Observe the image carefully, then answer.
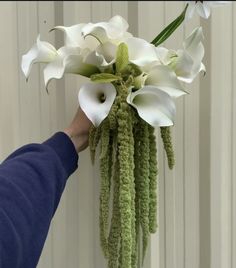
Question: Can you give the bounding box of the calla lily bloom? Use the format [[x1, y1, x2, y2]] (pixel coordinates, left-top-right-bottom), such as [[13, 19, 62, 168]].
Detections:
[[22, 37, 101, 89], [78, 82, 117, 127], [145, 65, 187, 98], [53, 15, 132, 50], [84, 42, 117, 70], [21, 35, 57, 79], [125, 37, 158, 66], [43, 46, 100, 89], [156, 27, 205, 83], [82, 15, 132, 44], [52, 24, 99, 51], [186, 1, 231, 20], [127, 85, 176, 127]]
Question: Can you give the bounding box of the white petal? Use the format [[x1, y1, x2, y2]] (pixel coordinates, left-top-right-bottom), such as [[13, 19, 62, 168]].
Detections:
[[156, 47, 171, 65], [82, 15, 129, 43], [109, 15, 129, 36], [84, 42, 117, 69], [96, 42, 117, 66], [125, 37, 158, 66], [185, 2, 198, 20], [183, 27, 205, 80], [172, 50, 195, 83], [196, 2, 211, 19], [52, 24, 99, 50], [184, 27, 204, 53], [127, 86, 176, 127], [44, 46, 99, 88], [145, 65, 186, 98], [78, 83, 116, 127], [84, 51, 104, 67], [21, 35, 57, 78]]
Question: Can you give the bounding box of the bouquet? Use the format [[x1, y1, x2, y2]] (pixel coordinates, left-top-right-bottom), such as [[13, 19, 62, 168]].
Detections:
[[21, 1, 230, 267]]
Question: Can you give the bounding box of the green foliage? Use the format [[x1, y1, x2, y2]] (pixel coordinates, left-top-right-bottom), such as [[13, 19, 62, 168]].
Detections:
[[90, 73, 121, 83], [151, 4, 188, 47]]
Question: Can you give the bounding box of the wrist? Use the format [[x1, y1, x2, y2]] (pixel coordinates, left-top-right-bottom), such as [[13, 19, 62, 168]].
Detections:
[[63, 128, 89, 153]]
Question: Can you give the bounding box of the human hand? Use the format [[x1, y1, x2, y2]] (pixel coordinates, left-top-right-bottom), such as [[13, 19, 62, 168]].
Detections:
[[64, 107, 92, 153]]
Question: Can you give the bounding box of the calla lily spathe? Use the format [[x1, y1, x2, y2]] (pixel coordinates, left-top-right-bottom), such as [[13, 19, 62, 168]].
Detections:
[[82, 15, 132, 44], [127, 86, 176, 127], [78, 82, 117, 127], [22, 36, 101, 88], [44, 46, 100, 89], [21, 35, 57, 79], [186, 1, 231, 20], [144, 65, 187, 98], [53, 15, 132, 49], [52, 24, 99, 51], [125, 37, 159, 66], [87, 42, 117, 68], [156, 27, 205, 83]]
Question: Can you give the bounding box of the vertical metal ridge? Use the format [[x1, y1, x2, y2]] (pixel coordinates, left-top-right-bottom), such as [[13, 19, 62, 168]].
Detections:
[[128, 1, 139, 37], [199, 17, 211, 268], [230, 3, 235, 268], [15, 1, 22, 144]]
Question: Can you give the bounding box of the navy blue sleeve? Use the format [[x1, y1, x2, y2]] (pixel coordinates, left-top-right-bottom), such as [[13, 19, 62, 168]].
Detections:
[[0, 132, 78, 268]]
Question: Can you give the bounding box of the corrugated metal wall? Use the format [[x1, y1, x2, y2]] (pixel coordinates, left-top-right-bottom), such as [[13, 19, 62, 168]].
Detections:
[[0, 1, 235, 268]]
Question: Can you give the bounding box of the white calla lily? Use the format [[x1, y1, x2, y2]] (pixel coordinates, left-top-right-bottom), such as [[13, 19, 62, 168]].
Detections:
[[21, 35, 57, 79], [178, 27, 205, 82], [44, 46, 99, 89], [51, 24, 99, 50], [82, 15, 131, 44], [127, 85, 176, 127], [78, 82, 116, 127], [96, 42, 117, 66], [52, 24, 86, 46], [145, 65, 187, 98], [186, 1, 231, 20], [84, 42, 117, 69], [156, 27, 205, 83], [156, 47, 172, 65], [125, 37, 158, 66]]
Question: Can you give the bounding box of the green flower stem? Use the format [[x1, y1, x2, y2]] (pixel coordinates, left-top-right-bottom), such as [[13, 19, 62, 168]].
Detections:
[[148, 125, 158, 233], [160, 126, 175, 169]]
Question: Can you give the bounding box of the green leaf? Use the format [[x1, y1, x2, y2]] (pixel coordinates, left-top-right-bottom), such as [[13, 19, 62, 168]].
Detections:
[[116, 43, 129, 73], [90, 73, 121, 83], [151, 4, 188, 47]]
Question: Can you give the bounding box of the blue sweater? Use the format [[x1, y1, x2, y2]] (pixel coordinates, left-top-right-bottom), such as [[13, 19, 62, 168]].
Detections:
[[0, 132, 78, 268]]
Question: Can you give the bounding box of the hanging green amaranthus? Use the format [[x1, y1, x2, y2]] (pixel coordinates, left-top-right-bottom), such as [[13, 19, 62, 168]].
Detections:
[[88, 43, 175, 268]]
